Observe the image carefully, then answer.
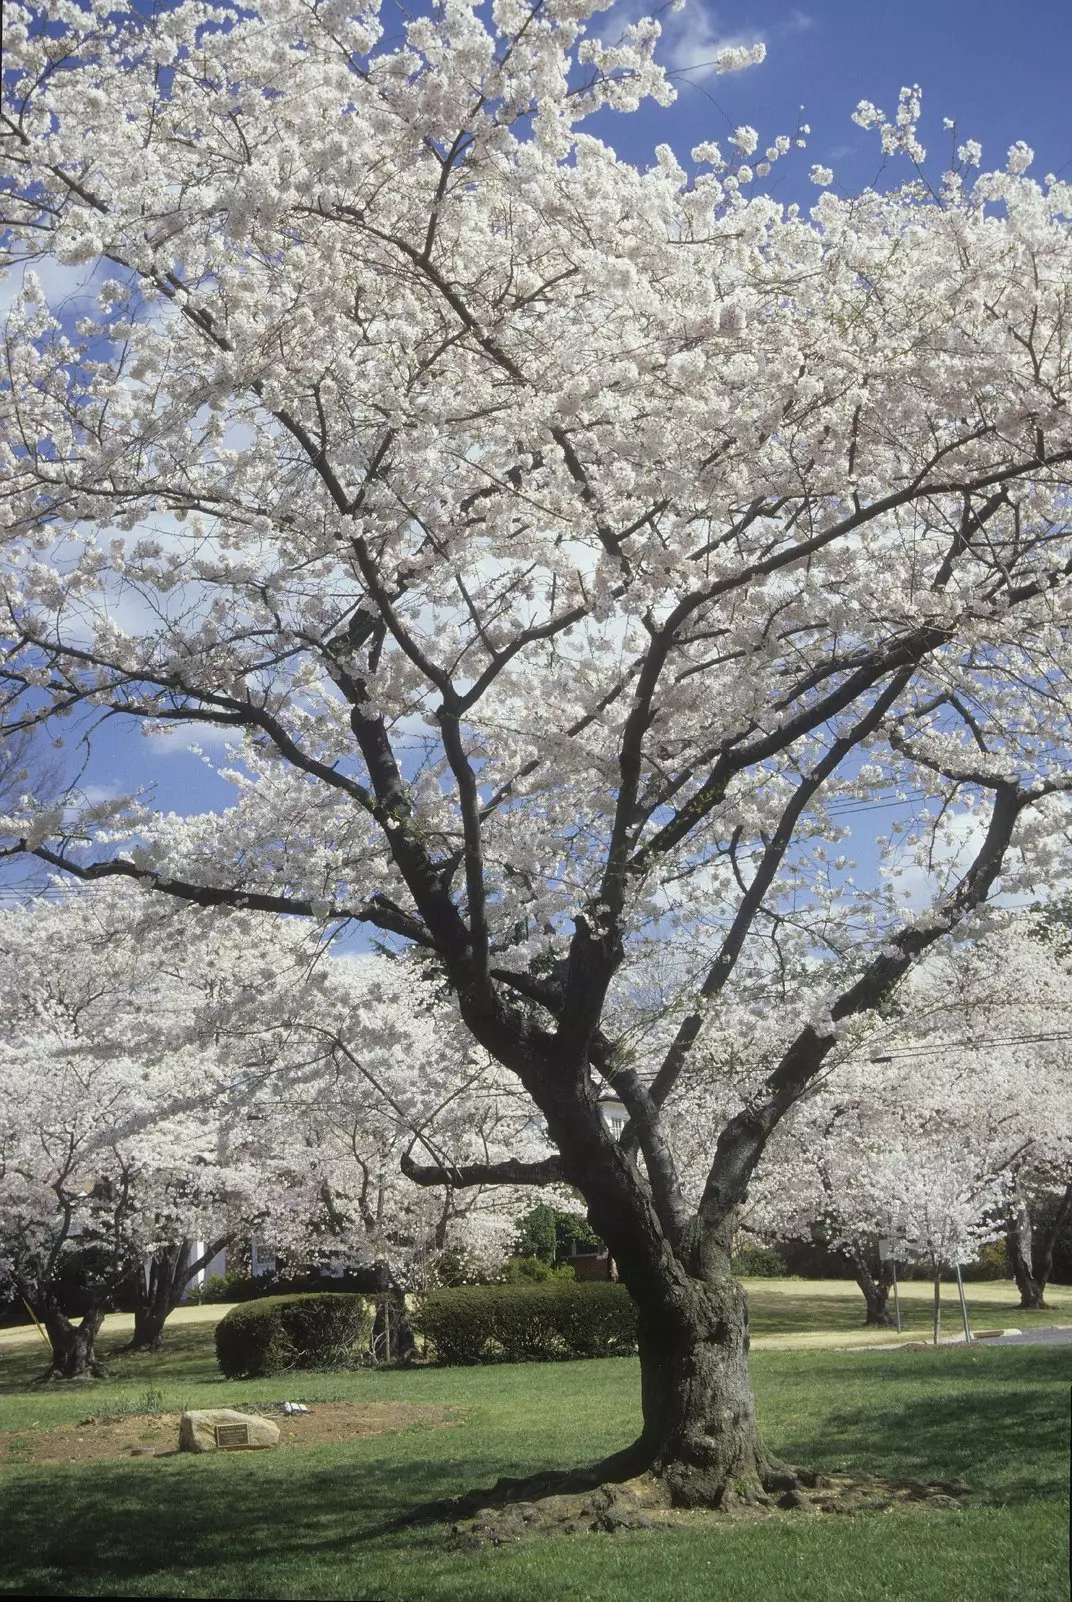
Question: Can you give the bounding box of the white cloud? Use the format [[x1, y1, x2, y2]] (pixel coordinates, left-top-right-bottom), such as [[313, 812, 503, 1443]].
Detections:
[[663, 3, 766, 82], [0, 255, 106, 322], [144, 721, 242, 759]]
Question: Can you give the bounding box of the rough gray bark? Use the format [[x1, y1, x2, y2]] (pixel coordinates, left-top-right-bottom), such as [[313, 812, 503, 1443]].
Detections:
[[627, 1264, 785, 1506]]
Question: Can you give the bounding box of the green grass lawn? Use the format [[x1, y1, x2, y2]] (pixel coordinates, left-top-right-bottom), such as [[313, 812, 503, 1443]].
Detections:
[[0, 1286, 1068, 1601]]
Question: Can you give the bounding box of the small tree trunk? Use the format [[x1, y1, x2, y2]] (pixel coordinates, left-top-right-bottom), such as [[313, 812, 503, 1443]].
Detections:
[[1007, 1213, 1046, 1310], [123, 1238, 230, 1352], [38, 1298, 109, 1380], [126, 1245, 190, 1352], [849, 1249, 895, 1327], [1008, 1184, 1072, 1311], [932, 1267, 942, 1346], [128, 1295, 172, 1353], [369, 1259, 416, 1364]]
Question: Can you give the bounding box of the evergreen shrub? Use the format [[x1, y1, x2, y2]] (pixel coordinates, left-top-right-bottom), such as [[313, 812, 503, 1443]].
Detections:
[[215, 1292, 374, 1378], [414, 1282, 636, 1364], [732, 1245, 790, 1278]]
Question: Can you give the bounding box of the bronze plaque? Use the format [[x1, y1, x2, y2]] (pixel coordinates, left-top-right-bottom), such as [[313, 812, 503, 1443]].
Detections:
[[214, 1422, 251, 1448]]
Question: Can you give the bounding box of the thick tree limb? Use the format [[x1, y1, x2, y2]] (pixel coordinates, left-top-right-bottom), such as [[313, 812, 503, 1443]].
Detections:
[[696, 776, 1043, 1237], [400, 1150, 564, 1188]]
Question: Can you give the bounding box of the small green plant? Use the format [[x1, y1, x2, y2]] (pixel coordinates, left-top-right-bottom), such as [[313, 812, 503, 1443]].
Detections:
[[501, 1255, 576, 1285], [83, 1385, 167, 1423]]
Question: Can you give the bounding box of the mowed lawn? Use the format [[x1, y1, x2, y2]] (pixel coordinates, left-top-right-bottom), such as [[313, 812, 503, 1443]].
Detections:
[[0, 1281, 1068, 1602]]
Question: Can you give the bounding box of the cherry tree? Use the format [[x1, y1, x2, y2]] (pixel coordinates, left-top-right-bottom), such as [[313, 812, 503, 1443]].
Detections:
[[880, 925, 1072, 1310], [5, 0, 1072, 1502], [0, 883, 546, 1370], [0, 884, 322, 1372], [748, 1073, 1010, 1328], [747, 923, 1072, 1321]]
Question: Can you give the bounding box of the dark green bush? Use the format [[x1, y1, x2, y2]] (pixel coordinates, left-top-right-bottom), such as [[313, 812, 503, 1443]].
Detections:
[[551, 1283, 638, 1357], [732, 1244, 789, 1278], [215, 1292, 374, 1378], [414, 1282, 636, 1365], [412, 1286, 498, 1364]]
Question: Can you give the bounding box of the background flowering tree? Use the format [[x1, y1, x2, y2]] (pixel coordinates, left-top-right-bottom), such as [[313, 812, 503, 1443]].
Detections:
[[744, 921, 1072, 1321], [5, 0, 1072, 1502], [0, 884, 549, 1369], [0, 886, 303, 1375], [235, 950, 555, 1357]]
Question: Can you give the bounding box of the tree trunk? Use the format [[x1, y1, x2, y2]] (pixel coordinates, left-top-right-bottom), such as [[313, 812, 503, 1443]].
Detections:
[[38, 1298, 109, 1380], [1007, 1184, 1072, 1311], [124, 1249, 185, 1352], [123, 1238, 230, 1352], [849, 1249, 895, 1327], [1007, 1209, 1045, 1310], [602, 1246, 797, 1509], [369, 1260, 416, 1364]]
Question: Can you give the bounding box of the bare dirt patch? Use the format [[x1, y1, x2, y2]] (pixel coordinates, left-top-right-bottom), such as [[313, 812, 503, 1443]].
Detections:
[[0, 1400, 462, 1468]]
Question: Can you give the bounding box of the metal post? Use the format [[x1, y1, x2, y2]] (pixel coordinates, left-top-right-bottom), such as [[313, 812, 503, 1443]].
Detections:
[[879, 1231, 903, 1334], [954, 1261, 972, 1342], [21, 1297, 51, 1352]]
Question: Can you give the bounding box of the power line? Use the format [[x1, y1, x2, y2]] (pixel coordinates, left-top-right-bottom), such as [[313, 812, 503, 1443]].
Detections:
[[870, 1030, 1072, 1062]]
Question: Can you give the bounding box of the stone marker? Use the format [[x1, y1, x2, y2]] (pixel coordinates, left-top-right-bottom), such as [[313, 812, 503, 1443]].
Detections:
[[178, 1408, 281, 1453]]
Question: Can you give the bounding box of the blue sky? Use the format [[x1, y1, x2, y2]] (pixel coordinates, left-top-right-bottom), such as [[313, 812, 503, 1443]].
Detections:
[[607, 1, 1072, 195], [14, 0, 1072, 893]]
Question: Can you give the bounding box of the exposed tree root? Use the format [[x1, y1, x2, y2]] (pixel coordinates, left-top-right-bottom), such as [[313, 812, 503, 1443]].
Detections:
[[412, 1461, 971, 1547]]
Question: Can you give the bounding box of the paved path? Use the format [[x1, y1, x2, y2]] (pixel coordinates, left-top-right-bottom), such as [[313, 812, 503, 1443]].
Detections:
[[990, 1325, 1072, 1346]]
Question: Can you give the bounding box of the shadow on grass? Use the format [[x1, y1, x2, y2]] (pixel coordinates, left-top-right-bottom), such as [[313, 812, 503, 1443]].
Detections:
[[768, 1346, 1071, 1504], [0, 1443, 484, 1596], [0, 1322, 230, 1395]]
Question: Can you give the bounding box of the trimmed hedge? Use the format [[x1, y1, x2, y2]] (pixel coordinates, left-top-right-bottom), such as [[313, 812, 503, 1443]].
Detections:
[[414, 1282, 637, 1365], [215, 1292, 375, 1378]]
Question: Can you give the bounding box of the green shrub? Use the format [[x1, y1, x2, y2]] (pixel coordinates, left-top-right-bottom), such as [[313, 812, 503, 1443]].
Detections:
[[411, 1286, 498, 1364], [414, 1282, 637, 1365], [215, 1293, 375, 1378], [501, 1255, 575, 1285], [960, 1239, 1011, 1281], [185, 1269, 261, 1305], [551, 1283, 638, 1357], [732, 1244, 789, 1278]]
